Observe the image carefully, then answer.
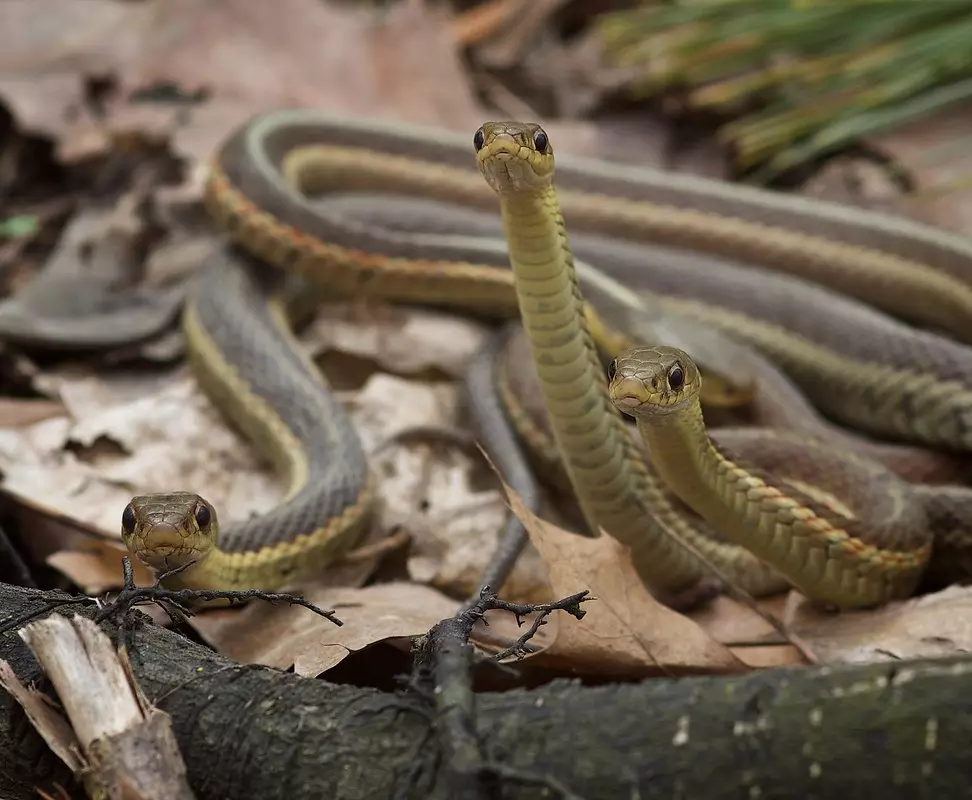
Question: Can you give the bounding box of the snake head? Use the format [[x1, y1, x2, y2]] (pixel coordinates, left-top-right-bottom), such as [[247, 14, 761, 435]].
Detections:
[[121, 492, 219, 574], [473, 121, 554, 194], [607, 345, 702, 419]]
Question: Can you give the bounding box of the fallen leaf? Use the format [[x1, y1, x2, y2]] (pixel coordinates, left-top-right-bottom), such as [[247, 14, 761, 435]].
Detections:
[[687, 594, 804, 668], [190, 581, 459, 677], [46, 537, 154, 595], [450, 0, 521, 48], [305, 303, 491, 380], [784, 584, 972, 664], [154, 0, 485, 165], [491, 481, 748, 677], [0, 398, 65, 428], [0, 0, 149, 136], [1, 0, 486, 175]]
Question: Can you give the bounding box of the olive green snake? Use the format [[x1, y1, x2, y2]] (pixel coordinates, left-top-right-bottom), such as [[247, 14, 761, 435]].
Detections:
[[47, 110, 970, 607]]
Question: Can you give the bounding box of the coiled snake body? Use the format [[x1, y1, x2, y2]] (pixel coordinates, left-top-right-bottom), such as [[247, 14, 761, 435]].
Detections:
[[118, 111, 972, 607]]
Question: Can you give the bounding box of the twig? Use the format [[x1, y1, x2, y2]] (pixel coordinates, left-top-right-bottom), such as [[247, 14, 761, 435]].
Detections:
[[95, 557, 344, 630], [484, 591, 590, 662], [411, 585, 592, 799], [11, 614, 197, 799], [0, 590, 94, 637]]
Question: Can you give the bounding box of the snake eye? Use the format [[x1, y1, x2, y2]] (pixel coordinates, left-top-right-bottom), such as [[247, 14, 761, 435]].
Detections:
[[606, 360, 617, 383], [533, 129, 549, 152], [121, 503, 136, 535], [195, 503, 212, 529], [668, 364, 685, 391], [473, 128, 485, 152]]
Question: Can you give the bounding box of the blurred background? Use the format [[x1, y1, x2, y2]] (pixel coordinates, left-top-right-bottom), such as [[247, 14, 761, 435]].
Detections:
[[2, 0, 971, 241]]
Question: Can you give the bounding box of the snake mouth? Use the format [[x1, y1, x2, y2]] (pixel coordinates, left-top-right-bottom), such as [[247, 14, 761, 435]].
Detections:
[[482, 158, 535, 193], [132, 544, 204, 573], [612, 393, 645, 413], [479, 137, 548, 193], [130, 524, 206, 570]]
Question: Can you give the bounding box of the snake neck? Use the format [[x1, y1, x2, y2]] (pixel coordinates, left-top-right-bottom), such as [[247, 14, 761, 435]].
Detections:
[[497, 187, 703, 594], [633, 402, 930, 607], [634, 402, 731, 524]]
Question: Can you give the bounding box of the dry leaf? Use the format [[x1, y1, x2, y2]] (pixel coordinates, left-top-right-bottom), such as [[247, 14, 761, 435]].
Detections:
[[352, 371, 548, 601], [306, 304, 491, 380], [688, 594, 804, 669], [154, 0, 485, 164], [0, 398, 65, 428], [0, 0, 147, 136], [46, 538, 154, 595], [191, 581, 459, 677], [784, 585, 972, 664], [494, 481, 747, 677], [1, 0, 486, 174]]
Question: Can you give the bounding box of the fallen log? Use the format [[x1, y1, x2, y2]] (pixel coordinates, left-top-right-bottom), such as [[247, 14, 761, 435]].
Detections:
[[1, 582, 969, 800]]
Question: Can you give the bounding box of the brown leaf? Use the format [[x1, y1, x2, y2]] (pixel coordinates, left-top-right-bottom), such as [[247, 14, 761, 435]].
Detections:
[[0, 398, 65, 428], [450, 0, 522, 48], [1, 0, 484, 164], [191, 581, 458, 677], [688, 594, 804, 669], [46, 538, 154, 595], [150, 0, 484, 164], [0, 0, 147, 136], [494, 480, 748, 677], [784, 585, 972, 664]]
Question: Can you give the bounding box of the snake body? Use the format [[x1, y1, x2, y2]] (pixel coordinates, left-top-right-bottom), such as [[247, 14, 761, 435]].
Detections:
[[473, 122, 934, 607], [121, 251, 374, 589], [204, 114, 972, 453], [110, 110, 972, 603], [607, 347, 929, 607]]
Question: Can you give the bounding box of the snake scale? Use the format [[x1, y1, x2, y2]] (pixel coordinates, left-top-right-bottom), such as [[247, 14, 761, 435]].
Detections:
[[107, 110, 972, 608]]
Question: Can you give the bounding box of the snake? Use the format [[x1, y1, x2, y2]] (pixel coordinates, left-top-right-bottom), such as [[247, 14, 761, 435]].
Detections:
[[606, 346, 929, 608], [104, 110, 972, 604]]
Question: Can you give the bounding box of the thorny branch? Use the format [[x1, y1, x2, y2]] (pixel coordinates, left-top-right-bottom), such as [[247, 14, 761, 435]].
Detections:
[[412, 583, 591, 799], [95, 557, 343, 628], [0, 557, 343, 646]]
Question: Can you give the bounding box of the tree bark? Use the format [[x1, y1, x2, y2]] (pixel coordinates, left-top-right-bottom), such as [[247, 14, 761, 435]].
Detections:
[[1, 582, 970, 800]]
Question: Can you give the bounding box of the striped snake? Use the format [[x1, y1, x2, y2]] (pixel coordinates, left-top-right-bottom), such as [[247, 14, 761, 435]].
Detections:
[[109, 111, 972, 607]]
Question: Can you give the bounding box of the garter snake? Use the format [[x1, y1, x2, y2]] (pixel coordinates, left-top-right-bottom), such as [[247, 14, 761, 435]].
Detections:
[[120, 111, 972, 603], [607, 346, 929, 607]]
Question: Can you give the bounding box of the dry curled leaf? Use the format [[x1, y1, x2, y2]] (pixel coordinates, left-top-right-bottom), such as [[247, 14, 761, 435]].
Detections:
[[488, 480, 747, 677]]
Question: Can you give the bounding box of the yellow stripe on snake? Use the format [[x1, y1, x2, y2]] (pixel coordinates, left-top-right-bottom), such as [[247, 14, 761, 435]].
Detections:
[[119, 111, 972, 609]]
